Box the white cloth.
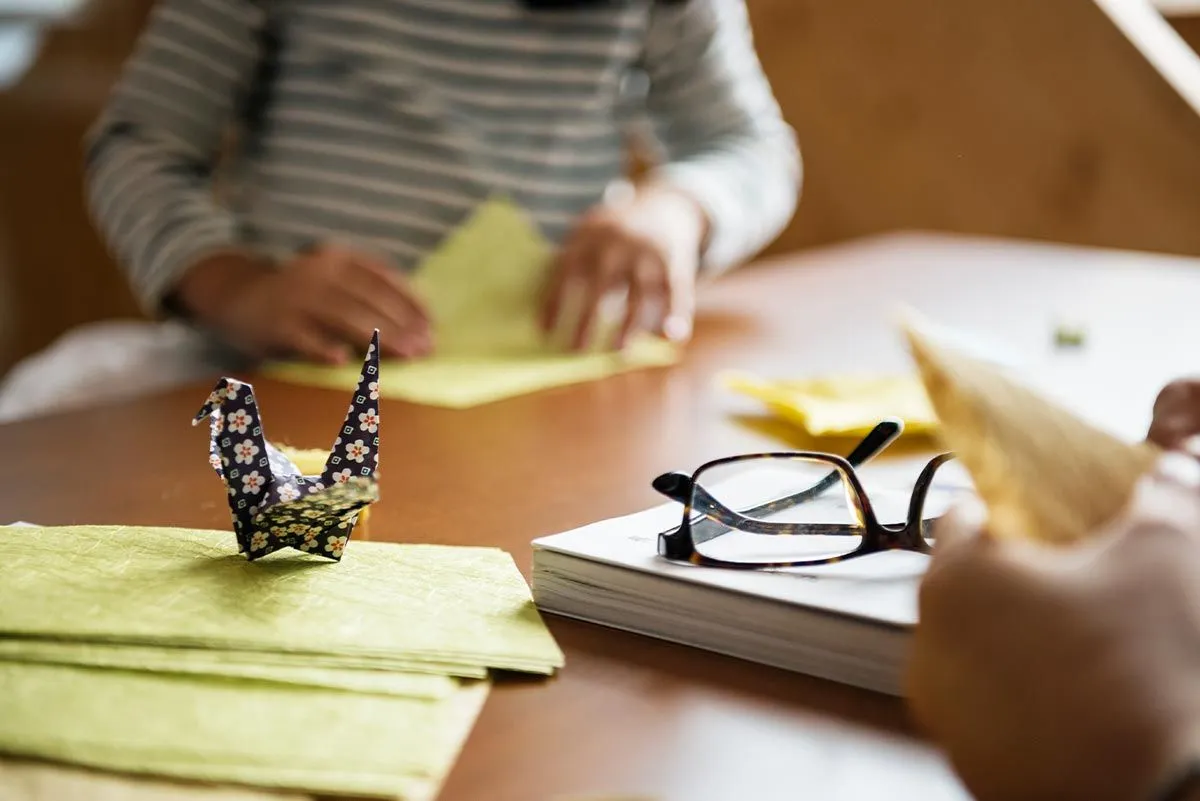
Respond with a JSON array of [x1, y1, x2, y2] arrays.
[[0, 320, 244, 423]]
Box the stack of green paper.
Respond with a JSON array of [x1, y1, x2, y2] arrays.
[[265, 198, 678, 408], [0, 526, 564, 800]]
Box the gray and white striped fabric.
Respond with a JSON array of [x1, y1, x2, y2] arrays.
[[85, 0, 800, 314]]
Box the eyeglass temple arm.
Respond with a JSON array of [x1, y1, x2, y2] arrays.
[[692, 418, 902, 521], [686, 419, 904, 539], [905, 452, 959, 527], [691, 493, 865, 538]]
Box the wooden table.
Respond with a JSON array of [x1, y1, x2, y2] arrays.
[[4, 232, 1200, 801]]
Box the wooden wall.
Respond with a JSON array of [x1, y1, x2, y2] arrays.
[[3, 0, 1200, 375], [746, 0, 1200, 257], [0, 0, 151, 375]]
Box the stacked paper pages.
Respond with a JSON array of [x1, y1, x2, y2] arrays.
[[0, 525, 563, 800], [532, 462, 965, 696]]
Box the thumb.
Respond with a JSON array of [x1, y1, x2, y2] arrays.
[[928, 501, 989, 562]]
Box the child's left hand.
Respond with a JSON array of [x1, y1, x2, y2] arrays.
[[539, 184, 709, 352]]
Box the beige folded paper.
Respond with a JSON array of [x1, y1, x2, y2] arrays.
[[900, 315, 1159, 544]]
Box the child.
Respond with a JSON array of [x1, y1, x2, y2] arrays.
[[0, 0, 799, 419]]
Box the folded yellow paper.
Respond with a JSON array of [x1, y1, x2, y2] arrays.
[[722, 371, 938, 438], [900, 313, 1158, 544], [266, 198, 677, 408]]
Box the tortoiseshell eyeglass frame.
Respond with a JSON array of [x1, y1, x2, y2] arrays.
[[653, 419, 959, 570]]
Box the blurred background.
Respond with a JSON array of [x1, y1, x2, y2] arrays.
[[3, 0, 1200, 379]]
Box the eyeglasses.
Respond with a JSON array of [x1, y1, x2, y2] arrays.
[[652, 420, 963, 569]]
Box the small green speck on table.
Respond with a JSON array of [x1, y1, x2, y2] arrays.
[[1054, 324, 1087, 348]]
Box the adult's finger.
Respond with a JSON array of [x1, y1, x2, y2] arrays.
[[1108, 468, 1200, 555], [920, 505, 994, 588], [1148, 379, 1200, 449]]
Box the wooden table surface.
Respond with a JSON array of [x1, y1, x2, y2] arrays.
[[5, 232, 1200, 801]]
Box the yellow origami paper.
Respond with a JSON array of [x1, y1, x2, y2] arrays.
[[0, 661, 487, 800], [266, 198, 678, 408], [0, 526, 564, 676], [723, 372, 939, 438]]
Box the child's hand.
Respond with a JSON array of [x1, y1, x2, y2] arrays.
[[172, 245, 432, 364], [540, 184, 709, 352]]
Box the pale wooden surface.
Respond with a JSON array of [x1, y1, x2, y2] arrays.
[[1, 234, 1199, 800]]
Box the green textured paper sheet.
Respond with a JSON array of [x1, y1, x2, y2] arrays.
[[0, 642, 486, 679], [0, 526, 564, 675], [0, 759, 306, 801], [264, 198, 678, 408], [0, 640, 460, 698], [0, 661, 488, 800]]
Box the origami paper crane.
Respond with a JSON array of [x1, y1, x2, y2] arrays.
[[193, 332, 382, 561]]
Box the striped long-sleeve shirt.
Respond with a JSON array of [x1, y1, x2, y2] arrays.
[[85, 0, 801, 314]]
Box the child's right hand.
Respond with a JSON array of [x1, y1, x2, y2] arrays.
[[171, 245, 432, 364]]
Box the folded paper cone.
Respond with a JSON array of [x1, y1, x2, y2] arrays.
[[274, 446, 372, 540], [899, 314, 1158, 544]]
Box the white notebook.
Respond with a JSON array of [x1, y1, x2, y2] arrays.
[[531, 459, 973, 696]]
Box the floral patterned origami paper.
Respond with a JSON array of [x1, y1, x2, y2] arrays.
[[193, 332, 382, 561]]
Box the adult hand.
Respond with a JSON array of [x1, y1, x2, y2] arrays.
[[906, 463, 1200, 801], [171, 245, 432, 364], [539, 183, 708, 352], [1149, 378, 1200, 451]]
